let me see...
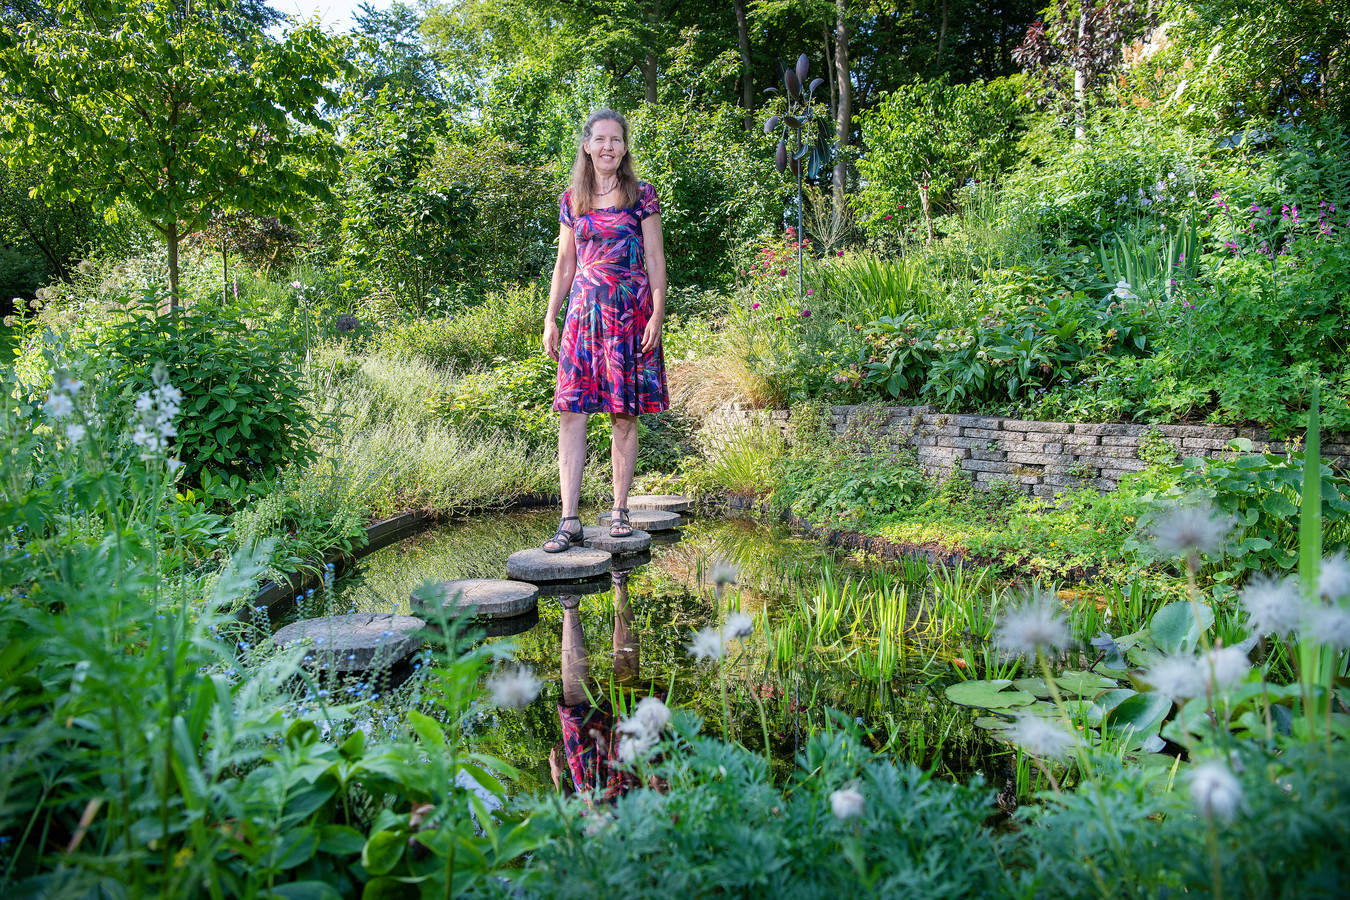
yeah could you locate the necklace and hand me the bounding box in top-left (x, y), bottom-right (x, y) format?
top-left (596, 179), bottom-right (618, 196)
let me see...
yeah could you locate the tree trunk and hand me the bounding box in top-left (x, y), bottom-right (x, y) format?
top-left (643, 0), bottom-right (660, 104)
top-left (823, 20), bottom-right (836, 121)
top-left (734, 0), bottom-right (753, 130)
top-left (1074, 1), bottom-right (1089, 141)
top-left (936, 0), bottom-right (949, 71)
top-left (832, 0), bottom-right (852, 222)
top-left (167, 221), bottom-right (180, 312)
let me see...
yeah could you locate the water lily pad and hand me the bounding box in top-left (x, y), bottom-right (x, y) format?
top-left (1056, 670), bottom-right (1120, 697)
top-left (1150, 600), bottom-right (1213, 655)
top-left (1012, 677), bottom-right (1051, 699)
top-left (944, 679), bottom-right (1036, 711)
top-left (973, 716), bottom-right (1008, 730)
top-left (1105, 691), bottom-right (1173, 748)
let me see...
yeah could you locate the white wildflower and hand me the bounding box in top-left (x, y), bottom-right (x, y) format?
top-left (1188, 760), bottom-right (1244, 824)
top-left (1149, 503), bottom-right (1234, 557)
top-left (830, 786), bottom-right (865, 821)
top-left (723, 611), bottom-right (755, 642)
top-left (44, 392), bottom-right (74, 419)
top-left (134, 394), bottom-right (155, 412)
top-left (64, 423), bottom-right (86, 442)
top-left (55, 376), bottom-right (83, 397)
top-left (686, 626), bottom-right (725, 663)
top-left (1112, 280), bottom-right (1138, 300)
top-left (1203, 645), bottom-right (1250, 692)
top-left (167, 458), bottom-right (185, 474)
top-left (1004, 714), bottom-right (1077, 760)
top-left (994, 593), bottom-right (1070, 657)
top-left (631, 696), bottom-right (671, 736)
top-left (1318, 552), bottom-right (1350, 601)
top-left (1145, 654), bottom-right (1205, 700)
top-left (1301, 603), bottom-right (1350, 651)
top-left (709, 562), bottom-right (739, 587)
top-left (1240, 573), bottom-right (1304, 636)
top-left (486, 667), bottom-right (541, 709)
top-left (617, 732), bottom-right (656, 765)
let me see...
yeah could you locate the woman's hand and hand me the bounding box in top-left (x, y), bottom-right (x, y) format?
top-left (543, 320), bottom-right (561, 362)
top-left (640, 316), bottom-right (662, 354)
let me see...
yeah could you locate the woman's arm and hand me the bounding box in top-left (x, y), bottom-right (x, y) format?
top-left (544, 223), bottom-right (576, 362)
top-left (640, 213), bottom-right (666, 354)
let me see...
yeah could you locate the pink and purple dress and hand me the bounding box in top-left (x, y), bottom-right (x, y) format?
top-left (553, 183), bottom-right (670, 415)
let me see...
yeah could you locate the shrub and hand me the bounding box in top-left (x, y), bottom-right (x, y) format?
top-left (374, 282), bottom-right (545, 369)
top-left (100, 295), bottom-right (318, 484)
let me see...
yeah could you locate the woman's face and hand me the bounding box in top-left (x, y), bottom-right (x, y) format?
top-left (585, 118), bottom-right (626, 177)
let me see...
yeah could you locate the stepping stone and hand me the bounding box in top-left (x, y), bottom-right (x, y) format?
top-left (506, 546), bottom-right (611, 583)
top-left (411, 578), bottom-right (539, 619)
top-left (479, 607), bottom-right (539, 638)
top-left (611, 550), bottom-right (652, 571)
top-left (628, 494), bottom-right (693, 513)
top-left (650, 528), bottom-right (683, 547)
top-left (533, 575), bottom-right (611, 598)
top-left (582, 525), bottom-right (651, 555)
top-left (597, 509), bottom-right (681, 532)
top-left (271, 613), bottom-right (425, 673)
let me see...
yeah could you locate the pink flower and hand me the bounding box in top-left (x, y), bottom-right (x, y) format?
top-left (291, 281), bottom-right (303, 290)
top-left (885, 215), bottom-right (892, 220)
top-left (800, 309), bottom-right (811, 318)
top-left (778, 269), bottom-right (787, 276)
top-left (806, 287), bottom-right (814, 295)
top-left (837, 250), bottom-right (844, 257)
top-left (898, 204), bottom-right (905, 209)
top-left (752, 302), bottom-right (760, 310)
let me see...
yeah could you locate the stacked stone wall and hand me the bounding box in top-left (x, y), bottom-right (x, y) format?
top-left (704, 404), bottom-right (1350, 499)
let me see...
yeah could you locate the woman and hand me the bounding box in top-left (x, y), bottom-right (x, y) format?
top-left (542, 108), bottom-right (669, 551)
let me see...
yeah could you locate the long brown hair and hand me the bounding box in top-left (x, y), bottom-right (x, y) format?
top-left (567, 108), bottom-right (640, 218)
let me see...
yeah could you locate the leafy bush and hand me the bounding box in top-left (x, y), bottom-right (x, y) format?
top-left (374, 283), bottom-right (544, 370)
top-left (100, 296), bottom-right (319, 484)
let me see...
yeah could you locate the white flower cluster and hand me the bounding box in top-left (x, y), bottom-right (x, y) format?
top-left (829, 785), bottom-right (865, 821)
top-left (486, 666), bottom-right (541, 709)
top-left (1003, 714), bottom-right (1077, 760)
top-left (1239, 556), bottom-right (1350, 648)
top-left (1149, 502), bottom-right (1235, 558)
top-left (1188, 759), bottom-right (1245, 824)
top-left (617, 696), bottom-right (671, 764)
top-left (1111, 280), bottom-right (1139, 300)
top-left (43, 373), bottom-right (87, 443)
top-left (686, 610), bottom-right (757, 664)
top-left (994, 592), bottom-right (1070, 657)
top-left (129, 364), bottom-right (182, 462)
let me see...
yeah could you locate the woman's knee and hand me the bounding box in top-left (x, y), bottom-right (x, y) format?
top-left (610, 413), bottom-right (638, 437)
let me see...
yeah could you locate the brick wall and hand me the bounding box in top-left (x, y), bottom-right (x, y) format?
top-left (704, 404), bottom-right (1350, 499)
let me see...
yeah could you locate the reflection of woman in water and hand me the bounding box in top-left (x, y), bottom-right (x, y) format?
top-left (549, 569), bottom-right (645, 802)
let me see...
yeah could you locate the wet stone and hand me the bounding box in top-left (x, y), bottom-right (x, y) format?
top-left (478, 606), bottom-right (539, 638)
top-left (627, 494), bottom-right (693, 513)
top-left (649, 527), bottom-right (683, 547)
top-left (506, 546), bottom-right (612, 582)
top-left (411, 578), bottom-right (539, 619)
top-left (582, 525), bottom-right (651, 555)
top-left (532, 575), bottom-right (612, 598)
top-left (597, 509), bottom-right (681, 532)
top-left (271, 613), bottom-right (425, 673)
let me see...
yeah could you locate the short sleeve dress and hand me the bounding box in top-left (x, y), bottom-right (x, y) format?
top-left (554, 182), bottom-right (670, 415)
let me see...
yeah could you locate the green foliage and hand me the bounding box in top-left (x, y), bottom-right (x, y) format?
top-left (374, 283), bottom-right (545, 370)
top-left (0, 0), bottom-right (348, 297)
top-left (101, 296), bottom-right (319, 484)
top-left (856, 77), bottom-right (1031, 234)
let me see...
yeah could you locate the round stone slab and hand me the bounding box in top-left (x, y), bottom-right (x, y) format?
top-left (479, 607), bottom-right (540, 638)
top-left (649, 528), bottom-right (683, 547)
top-left (506, 546), bottom-right (611, 582)
top-left (533, 575), bottom-right (611, 598)
top-left (628, 494), bottom-right (693, 513)
top-left (582, 525), bottom-right (651, 555)
top-left (411, 578), bottom-right (539, 619)
top-left (271, 613), bottom-right (425, 673)
top-left (597, 509), bottom-right (681, 532)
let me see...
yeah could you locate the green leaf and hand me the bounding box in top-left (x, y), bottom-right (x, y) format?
top-left (361, 830), bottom-right (406, 876)
top-left (269, 882), bottom-right (343, 900)
top-left (944, 679), bottom-right (1036, 710)
top-left (317, 824), bottom-right (366, 856)
top-left (1105, 691), bottom-right (1173, 745)
top-left (1055, 670), bottom-right (1120, 698)
top-left (1149, 600), bottom-right (1213, 655)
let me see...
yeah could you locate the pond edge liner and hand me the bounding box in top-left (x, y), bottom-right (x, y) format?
top-left (239, 491), bottom-right (563, 620)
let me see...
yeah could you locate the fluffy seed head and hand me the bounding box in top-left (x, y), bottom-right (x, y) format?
top-left (1240, 573), bottom-right (1305, 636)
top-left (1203, 645), bottom-right (1250, 692)
top-left (1302, 603), bottom-right (1350, 651)
top-left (830, 786), bottom-right (865, 821)
top-left (686, 626), bottom-right (725, 663)
top-left (1188, 760), bottom-right (1244, 824)
top-left (631, 696), bottom-right (671, 736)
top-left (1149, 503), bottom-right (1234, 557)
top-left (1318, 552), bottom-right (1350, 601)
top-left (486, 667), bottom-right (541, 709)
top-left (1145, 655), bottom-right (1205, 700)
top-left (994, 593), bottom-right (1070, 657)
top-left (1004, 714), bottom-right (1077, 760)
top-left (723, 611), bottom-right (755, 642)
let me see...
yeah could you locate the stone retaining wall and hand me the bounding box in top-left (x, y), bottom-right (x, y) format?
top-left (705, 404), bottom-right (1350, 499)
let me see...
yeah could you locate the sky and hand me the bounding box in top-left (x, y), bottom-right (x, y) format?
top-left (270, 0), bottom-right (393, 31)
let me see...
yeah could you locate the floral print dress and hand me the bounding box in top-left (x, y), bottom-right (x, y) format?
top-left (553, 182), bottom-right (670, 415)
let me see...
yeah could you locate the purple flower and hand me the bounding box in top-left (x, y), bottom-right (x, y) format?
top-left (800, 309), bottom-right (811, 318)
top-left (806, 287), bottom-right (814, 296)
top-left (752, 302), bottom-right (760, 310)
top-left (885, 215), bottom-right (893, 220)
top-left (837, 250), bottom-right (845, 257)
top-left (336, 313), bottom-right (360, 333)
top-left (778, 269), bottom-right (787, 276)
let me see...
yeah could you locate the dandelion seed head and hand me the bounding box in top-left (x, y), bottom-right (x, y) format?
top-left (710, 562), bottom-right (739, 587)
top-left (686, 626), bottom-right (725, 663)
top-left (1188, 760), bottom-right (1244, 824)
top-left (830, 786), bottom-right (865, 821)
top-left (1203, 645), bottom-right (1250, 691)
top-left (486, 667), bottom-right (541, 709)
top-left (1146, 654), bottom-right (1205, 700)
top-left (65, 423), bottom-right (86, 442)
top-left (1302, 603), bottom-right (1350, 651)
top-left (1149, 503), bottom-right (1234, 557)
top-left (723, 611), bottom-right (754, 642)
top-left (1318, 552), bottom-right (1350, 600)
top-left (1240, 573), bottom-right (1304, 636)
top-left (1004, 714), bottom-right (1076, 760)
top-left (994, 593), bottom-right (1070, 656)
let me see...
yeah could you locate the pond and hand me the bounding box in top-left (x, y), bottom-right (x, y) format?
top-left (317, 508), bottom-right (1011, 797)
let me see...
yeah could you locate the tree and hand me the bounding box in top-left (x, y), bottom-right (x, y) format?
top-left (0, 0), bottom-right (348, 308)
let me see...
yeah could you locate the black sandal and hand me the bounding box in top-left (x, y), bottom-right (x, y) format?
top-left (544, 516), bottom-right (583, 553)
top-left (609, 508), bottom-right (633, 538)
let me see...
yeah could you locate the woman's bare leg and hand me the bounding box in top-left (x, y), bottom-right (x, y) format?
top-left (610, 413), bottom-right (639, 512)
top-left (558, 411), bottom-right (588, 530)
top-left (612, 571), bottom-right (639, 684)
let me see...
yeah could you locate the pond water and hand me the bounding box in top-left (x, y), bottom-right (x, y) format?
top-left (324, 509), bottom-right (1009, 796)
